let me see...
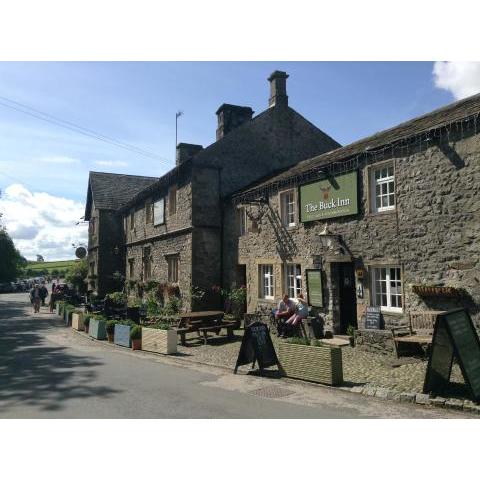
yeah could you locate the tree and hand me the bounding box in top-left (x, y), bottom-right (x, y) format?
top-left (65, 259), bottom-right (88, 294)
top-left (0, 228), bottom-right (23, 282)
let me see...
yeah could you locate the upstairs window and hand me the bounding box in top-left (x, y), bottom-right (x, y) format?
top-left (167, 255), bottom-right (179, 283)
top-left (143, 246), bottom-right (152, 280)
top-left (372, 266), bottom-right (402, 312)
top-left (154, 198), bottom-right (165, 226)
top-left (280, 190), bottom-right (296, 227)
top-left (259, 264), bottom-right (274, 300)
top-left (237, 207), bottom-right (247, 236)
top-left (169, 184), bottom-right (177, 216)
top-left (371, 164), bottom-right (395, 212)
top-left (145, 201), bottom-right (153, 224)
top-left (130, 210), bottom-right (135, 230)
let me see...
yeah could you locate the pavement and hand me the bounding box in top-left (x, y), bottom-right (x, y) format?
top-left (0, 292), bottom-right (476, 418)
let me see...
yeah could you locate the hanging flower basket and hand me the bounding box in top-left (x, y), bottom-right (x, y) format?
top-left (412, 285), bottom-right (459, 298)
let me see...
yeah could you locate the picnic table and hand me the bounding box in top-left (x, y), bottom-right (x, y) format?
top-left (176, 310), bottom-right (236, 346)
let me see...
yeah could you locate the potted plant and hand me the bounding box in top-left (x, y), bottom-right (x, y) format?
top-left (130, 325), bottom-right (142, 350)
top-left (64, 304), bottom-right (75, 326)
top-left (141, 322), bottom-right (177, 355)
top-left (89, 314), bottom-right (107, 340)
top-left (84, 315), bottom-right (90, 334)
top-left (71, 310), bottom-right (85, 331)
top-left (346, 324), bottom-right (355, 347)
top-left (114, 320), bottom-right (135, 348)
top-left (106, 320), bottom-right (116, 343)
top-left (278, 338), bottom-right (343, 386)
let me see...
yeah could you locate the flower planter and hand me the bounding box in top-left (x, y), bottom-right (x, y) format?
top-left (278, 343), bottom-right (343, 386)
top-left (64, 309), bottom-right (74, 326)
top-left (412, 285), bottom-right (459, 298)
top-left (141, 327), bottom-right (177, 355)
top-left (114, 324), bottom-right (132, 348)
top-left (55, 304), bottom-right (61, 316)
top-left (131, 338), bottom-right (142, 350)
top-left (71, 312), bottom-right (84, 331)
top-left (89, 318), bottom-right (107, 340)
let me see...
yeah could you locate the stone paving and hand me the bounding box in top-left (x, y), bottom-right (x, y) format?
top-left (176, 328), bottom-right (468, 398)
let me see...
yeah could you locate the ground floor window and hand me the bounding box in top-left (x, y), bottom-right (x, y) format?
top-left (259, 264), bottom-right (274, 300)
top-left (371, 266), bottom-right (402, 312)
top-left (128, 258), bottom-right (135, 278)
top-left (143, 247), bottom-right (152, 280)
top-left (167, 255), bottom-right (179, 283)
top-left (285, 264), bottom-right (302, 298)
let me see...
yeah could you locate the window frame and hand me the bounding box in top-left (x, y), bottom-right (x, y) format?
top-left (145, 200), bottom-right (153, 225)
top-left (167, 255), bottom-right (179, 283)
top-left (142, 246), bottom-right (152, 280)
top-left (371, 265), bottom-right (403, 313)
top-left (128, 258), bottom-right (135, 278)
top-left (370, 163), bottom-right (395, 213)
top-left (279, 189), bottom-right (296, 228)
top-left (285, 263), bottom-right (302, 299)
top-left (237, 206), bottom-right (247, 236)
top-left (258, 264), bottom-right (274, 300)
top-left (153, 197), bottom-right (165, 226)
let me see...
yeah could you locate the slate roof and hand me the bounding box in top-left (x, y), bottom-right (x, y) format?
top-left (85, 171), bottom-right (158, 219)
top-left (235, 92), bottom-right (480, 199)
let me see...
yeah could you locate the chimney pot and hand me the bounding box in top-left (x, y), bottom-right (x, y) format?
top-left (268, 70), bottom-right (289, 108)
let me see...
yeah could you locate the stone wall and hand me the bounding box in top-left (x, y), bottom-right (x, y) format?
top-left (354, 329), bottom-right (396, 356)
top-left (223, 124), bottom-right (480, 331)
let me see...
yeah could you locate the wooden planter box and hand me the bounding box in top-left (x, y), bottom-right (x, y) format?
top-left (64, 309), bottom-right (74, 326)
top-left (141, 327), bottom-right (177, 355)
top-left (55, 304), bottom-right (61, 316)
top-left (72, 312), bottom-right (84, 331)
top-left (89, 318), bottom-right (107, 340)
top-left (278, 343), bottom-right (343, 386)
top-left (114, 324), bottom-right (131, 348)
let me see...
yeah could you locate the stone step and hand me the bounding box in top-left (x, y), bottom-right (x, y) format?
top-left (319, 337), bottom-right (351, 348)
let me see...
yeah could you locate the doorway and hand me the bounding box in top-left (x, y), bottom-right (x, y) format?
top-left (338, 262), bottom-right (357, 334)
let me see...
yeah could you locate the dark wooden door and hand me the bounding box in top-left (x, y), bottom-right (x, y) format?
top-left (338, 263), bottom-right (357, 334)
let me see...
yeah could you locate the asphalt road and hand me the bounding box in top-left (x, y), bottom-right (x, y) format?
top-left (0, 292), bottom-right (475, 418)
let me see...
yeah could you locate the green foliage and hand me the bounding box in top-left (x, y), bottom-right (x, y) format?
top-left (0, 228), bottom-right (24, 282)
top-left (346, 325), bottom-right (355, 337)
top-left (145, 291), bottom-right (163, 317)
top-left (64, 304), bottom-right (76, 313)
top-left (127, 297), bottom-right (142, 308)
top-left (106, 320), bottom-right (116, 334)
top-left (65, 259), bottom-right (88, 294)
top-left (84, 315), bottom-right (91, 326)
top-left (287, 336), bottom-right (311, 346)
top-left (151, 321), bottom-right (171, 330)
top-left (90, 314), bottom-right (107, 323)
top-left (163, 296), bottom-right (181, 315)
top-left (106, 291), bottom-right (127, 305)
top-left (130, 325), bottom-right (142, 340)
top-left (221, 286), bottom-right (246, 318)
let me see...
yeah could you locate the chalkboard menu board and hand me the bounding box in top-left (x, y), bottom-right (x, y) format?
top-left (424, 309), bottom-right (480, 402)
top-left (365, 306), bottom-right (383, 330)
top-left (234, 322), bottom-right (280, 374)
top-left (306, 269), bottom-right (323, 307)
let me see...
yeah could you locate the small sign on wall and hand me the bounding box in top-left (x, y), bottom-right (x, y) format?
top-left (306, 269), bottom-right (324, 307)
top-left (365, 306), bottom-right (383, 329)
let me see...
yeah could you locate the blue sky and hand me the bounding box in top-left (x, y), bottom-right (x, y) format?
top-left (0, 61), bottom-right (478, 260)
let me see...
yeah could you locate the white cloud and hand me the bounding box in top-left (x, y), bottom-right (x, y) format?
top-left (0, 184), bottom-right (87, 261)
top-left (94, 160), bottom-right (128, 167)
top-left (433, 61), bottom-right (480, 100)
top-left (39, 155), bottom-right (80, 164)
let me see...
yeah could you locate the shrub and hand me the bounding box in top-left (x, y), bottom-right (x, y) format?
top-left (90, 314), bottom-right (107, 323)
top-left (152, 321), bottom-right (171, 330)
top-left (84, 316), bottom-right (91, 327)
top-left (287, 336), bottom-right (311, 346)
top-left (346, 325), bottom-right (355, 337)
top-left (106, 320), bottom-right (116, 334)
top-left (106, 291), bottom-right (126, 305)
top-left (145, 291), bottom-right (162, 317)
top-left (130, 325), bottom-right (142, 340)
top-left (163, 296), bottom-right (181, 316)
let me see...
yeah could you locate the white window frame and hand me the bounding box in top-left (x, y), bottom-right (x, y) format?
top-left (280, 189), bottom-right (296, 227)
top-left (370, 164), bottom-right (395, 213)
top-left (237, 207), bottom-right (247, 236)
top-left (153, 198), bottom-right (165, 226)
top-left (371, 266), bottom-right (403, 313)
top-left (285, 264), bottom-right (302, 299)
top-left (167, 255), bottom-right (179, 283)
top-left (259, 265), bottom-right (274, 300)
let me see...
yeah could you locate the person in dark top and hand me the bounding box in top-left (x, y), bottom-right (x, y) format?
top-left (39, 282), bottom-right (48, 306)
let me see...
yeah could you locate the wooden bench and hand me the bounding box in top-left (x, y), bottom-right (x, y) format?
top-left (197, 322), bottom-right (236, 345)
top-left (391, 310), bottom-right (446, 357)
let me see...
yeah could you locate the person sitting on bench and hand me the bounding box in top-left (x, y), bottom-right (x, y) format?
top-left (275, 294), bottom-right (295, 336)
top-left (283, 293), bottom-right (309, 336)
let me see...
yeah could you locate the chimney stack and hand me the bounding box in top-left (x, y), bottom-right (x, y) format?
top-left (268, 70), bottom-right (289, 108)
top-left (216, 104), bottom-right (254, 140)
top-left (176, 143), bottom-right (203, 166)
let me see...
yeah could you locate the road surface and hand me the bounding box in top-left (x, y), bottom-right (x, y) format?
top-left (0, 292), bottom-right (475, 418)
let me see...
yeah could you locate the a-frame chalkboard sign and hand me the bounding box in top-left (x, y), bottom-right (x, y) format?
top-left (234, 321), bottom-right (280, 374)
top-left (423, 309), bottom-right (480, 402)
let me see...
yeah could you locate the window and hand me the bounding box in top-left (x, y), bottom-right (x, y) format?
top-left (153, 198), bottom-right (165, 226)
top-left (372, 266), bottom-right (402, 312)
top-left (280, 190), bottom-right (296, 227)
top-left (128, 258), bottom-right (135, 278)
top-left (237, 207), bottom-right (247, 236)
top-left (168, 184), bottom-right (177, 216)
top-left (371, 164), bottom-right (395, 212)
top-left (143, 247), bottom-right (152, 280)
top-left (285, 264), bottom-right (302, 298)
top-left (167, 255), bottom-right (179, 283)
top-left (145, 201), bottom-right (153, 224)
top-left (130, 210), bottom-right (135, 230)
top-left (259, 264), bottom-right (274, 300)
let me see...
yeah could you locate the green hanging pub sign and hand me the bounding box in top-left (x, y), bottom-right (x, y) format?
top-left (299, 170), bottom-right (359, 222)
